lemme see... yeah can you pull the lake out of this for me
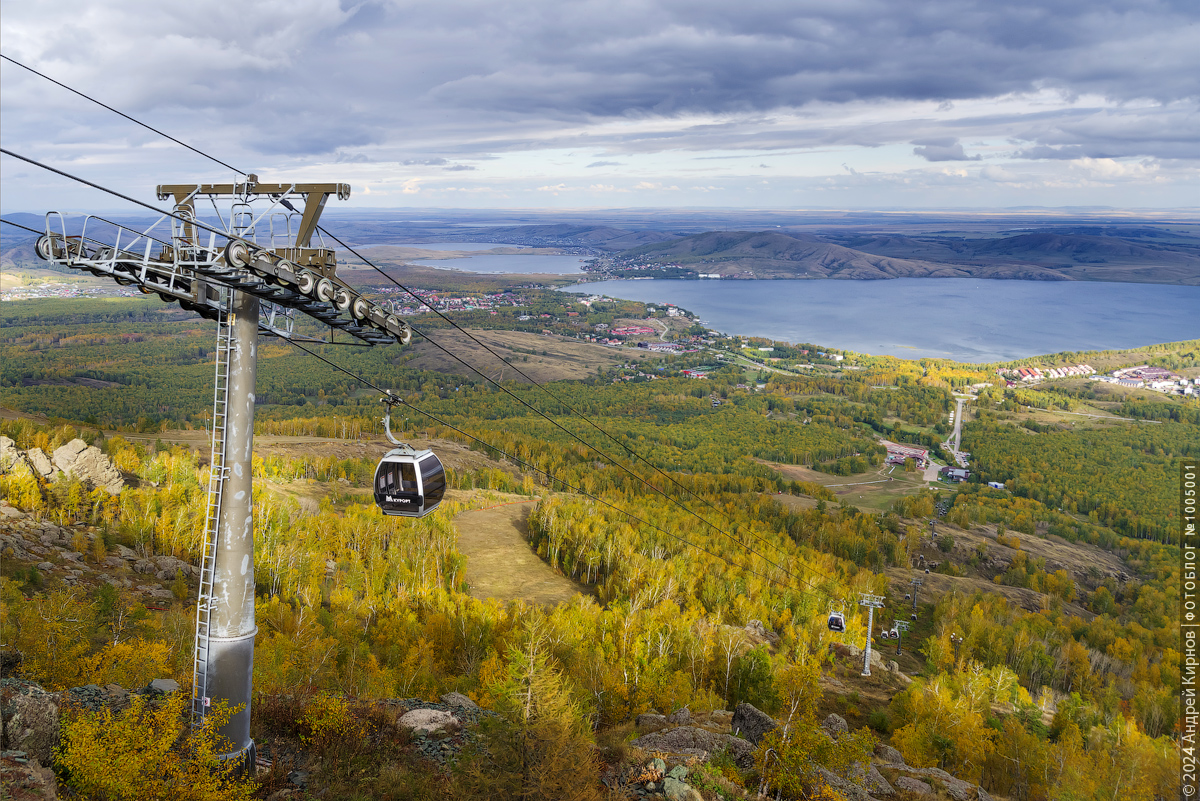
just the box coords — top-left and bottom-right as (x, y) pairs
(563, 278), (1200, 362)
(411, 252), (590, 274)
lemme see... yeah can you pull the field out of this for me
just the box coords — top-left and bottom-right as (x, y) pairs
(404, 327), (662, 383)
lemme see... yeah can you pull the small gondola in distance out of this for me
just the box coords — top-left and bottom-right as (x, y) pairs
(373, 396), (446, 518)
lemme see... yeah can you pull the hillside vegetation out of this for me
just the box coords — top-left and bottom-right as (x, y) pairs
(0, 299), (1190, 800)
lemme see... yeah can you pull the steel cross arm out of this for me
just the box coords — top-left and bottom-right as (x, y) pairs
(36, 214), (408, 347)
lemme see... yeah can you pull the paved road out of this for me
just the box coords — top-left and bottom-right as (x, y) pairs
(952, 398), (964, 453)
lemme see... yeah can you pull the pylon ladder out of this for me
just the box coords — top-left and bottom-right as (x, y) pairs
(193, 309), (233, 726)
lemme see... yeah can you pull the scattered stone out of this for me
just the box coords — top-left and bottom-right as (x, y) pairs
(439, 691), (478, 710)
(731, 702), (777, 745)
(821, 713), (849, 739)
(667, 765), (689, 781)
(116, 545), (139, 560)
(133, 559), (157, 574)
(35, 562), (55, 572)
(398, 708), (460, 734)
(287, 769), (309, 788)
(896, 776), (933, 795)
(651, 757), (667, 773)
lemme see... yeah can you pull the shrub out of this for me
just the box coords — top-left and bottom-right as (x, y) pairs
(56, 692), (255, 800)
(867, 708), (892, 734)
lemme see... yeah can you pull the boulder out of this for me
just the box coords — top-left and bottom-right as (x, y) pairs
(816, 767), (876, 801)
(51, 439), (88, 471)
(821, 713), (849, 739)
(52, 439), (123, 495)
(154, 555), (192, 577)
(636, 712), (668, 731)
(663, 776), (703, 801)
(874, 743), (906, 765)
(854, 763), (894, 796)
(116, 545), (139, 560)
(731, 702), (777, 745)
(133, 559), (157, 575)
(0, 436), (17, 471)
(398, 708), (460, 734)
(26, 448), (57, 479)
(148, 678), (181, 695)
(629, 726), (754, 769)
(0, 683), (61, 764)
(896, 776), (933, 795)
(439, 692), (478, 710)
(666, 706), (691, 725)
(0, 503), (26, 519)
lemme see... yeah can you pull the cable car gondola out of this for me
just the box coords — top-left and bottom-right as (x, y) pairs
(373, 396), (446, 518)
(827, 606), (846, 633)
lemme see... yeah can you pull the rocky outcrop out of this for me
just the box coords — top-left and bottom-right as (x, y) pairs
(896, 776), (933, 795)
(52, 439), (123, 495)
(0, 438), (123, 495)
(0, 682), (61, 764)
(874, 743), (905, 764)
(731, 702), (777, 745)
(0, 436), (18, 471)
(636, 712), (669, 732)
(26, 448), (56, 480)
(630, 725), (755, 769)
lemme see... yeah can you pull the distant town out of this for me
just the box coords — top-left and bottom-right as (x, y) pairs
(998, 362), (1197, 396)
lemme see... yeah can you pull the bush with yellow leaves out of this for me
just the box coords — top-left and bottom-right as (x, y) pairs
(56, 691), (256, 801)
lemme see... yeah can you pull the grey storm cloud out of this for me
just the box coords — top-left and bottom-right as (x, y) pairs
(912, 138), (982, 162)
(0, 0), (1197, 205)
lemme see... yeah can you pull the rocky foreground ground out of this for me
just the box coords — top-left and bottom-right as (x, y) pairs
(1, 673), (994, 800)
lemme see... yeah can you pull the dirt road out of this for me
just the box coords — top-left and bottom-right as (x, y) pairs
(454, 500), (589, 606)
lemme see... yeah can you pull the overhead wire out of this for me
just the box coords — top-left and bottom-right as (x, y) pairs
(2, 144), (817, 594)
(3, 146), (856, 606)
(0, 63), (877, 605)
(0, 51), (802, 568)
(1, 54), (245, 176)
(283, 336), (831, 600)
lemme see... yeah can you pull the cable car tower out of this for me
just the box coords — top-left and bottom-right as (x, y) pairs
(33, 176), (412, 770)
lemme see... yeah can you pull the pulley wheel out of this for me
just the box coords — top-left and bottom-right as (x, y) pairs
(296, 270), (316, 295)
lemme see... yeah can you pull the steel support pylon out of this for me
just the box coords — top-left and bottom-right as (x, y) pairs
(194, 290), (259, 769)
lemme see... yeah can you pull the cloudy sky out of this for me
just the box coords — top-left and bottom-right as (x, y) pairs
(2, 0), (1197, 211)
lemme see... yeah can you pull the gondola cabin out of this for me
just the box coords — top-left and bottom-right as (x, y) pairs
(373, 447), (446, 518)
(827, 611), (846, 632)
